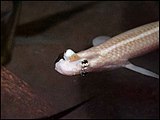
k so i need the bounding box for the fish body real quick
[55,21,159,76]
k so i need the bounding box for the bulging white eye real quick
[64,49,76,60]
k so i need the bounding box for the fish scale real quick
[55,21,159,77]
[77,21,159,69]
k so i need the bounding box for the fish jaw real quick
[54,49,82,76]
[55,58,82,76]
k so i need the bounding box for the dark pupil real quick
[82,60,88,64]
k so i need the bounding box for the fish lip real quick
[55,61,65,75]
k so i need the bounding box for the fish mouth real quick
[54,49,89,76]
[55,59,81,76]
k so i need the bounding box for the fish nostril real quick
[54,52,64,64]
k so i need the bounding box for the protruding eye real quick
[54,52,64,64]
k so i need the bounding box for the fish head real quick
[55,49,89,76]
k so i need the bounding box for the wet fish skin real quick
[55,21,159,76]
[77,21,159,72]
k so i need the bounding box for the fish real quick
[55,21,159,79]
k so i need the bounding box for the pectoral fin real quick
[124,62,159,79]
[92,36,111,46]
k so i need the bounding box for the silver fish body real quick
[77,21,159,72]
[55,21,159,76]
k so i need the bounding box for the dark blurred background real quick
[1,1,159,119]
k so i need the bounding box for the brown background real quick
[1,1,159,119]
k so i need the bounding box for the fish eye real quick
[81,59,89,68]
[81,59,88,64]
[54,52,64,64]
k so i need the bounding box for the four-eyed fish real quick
[55,21,159,79]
